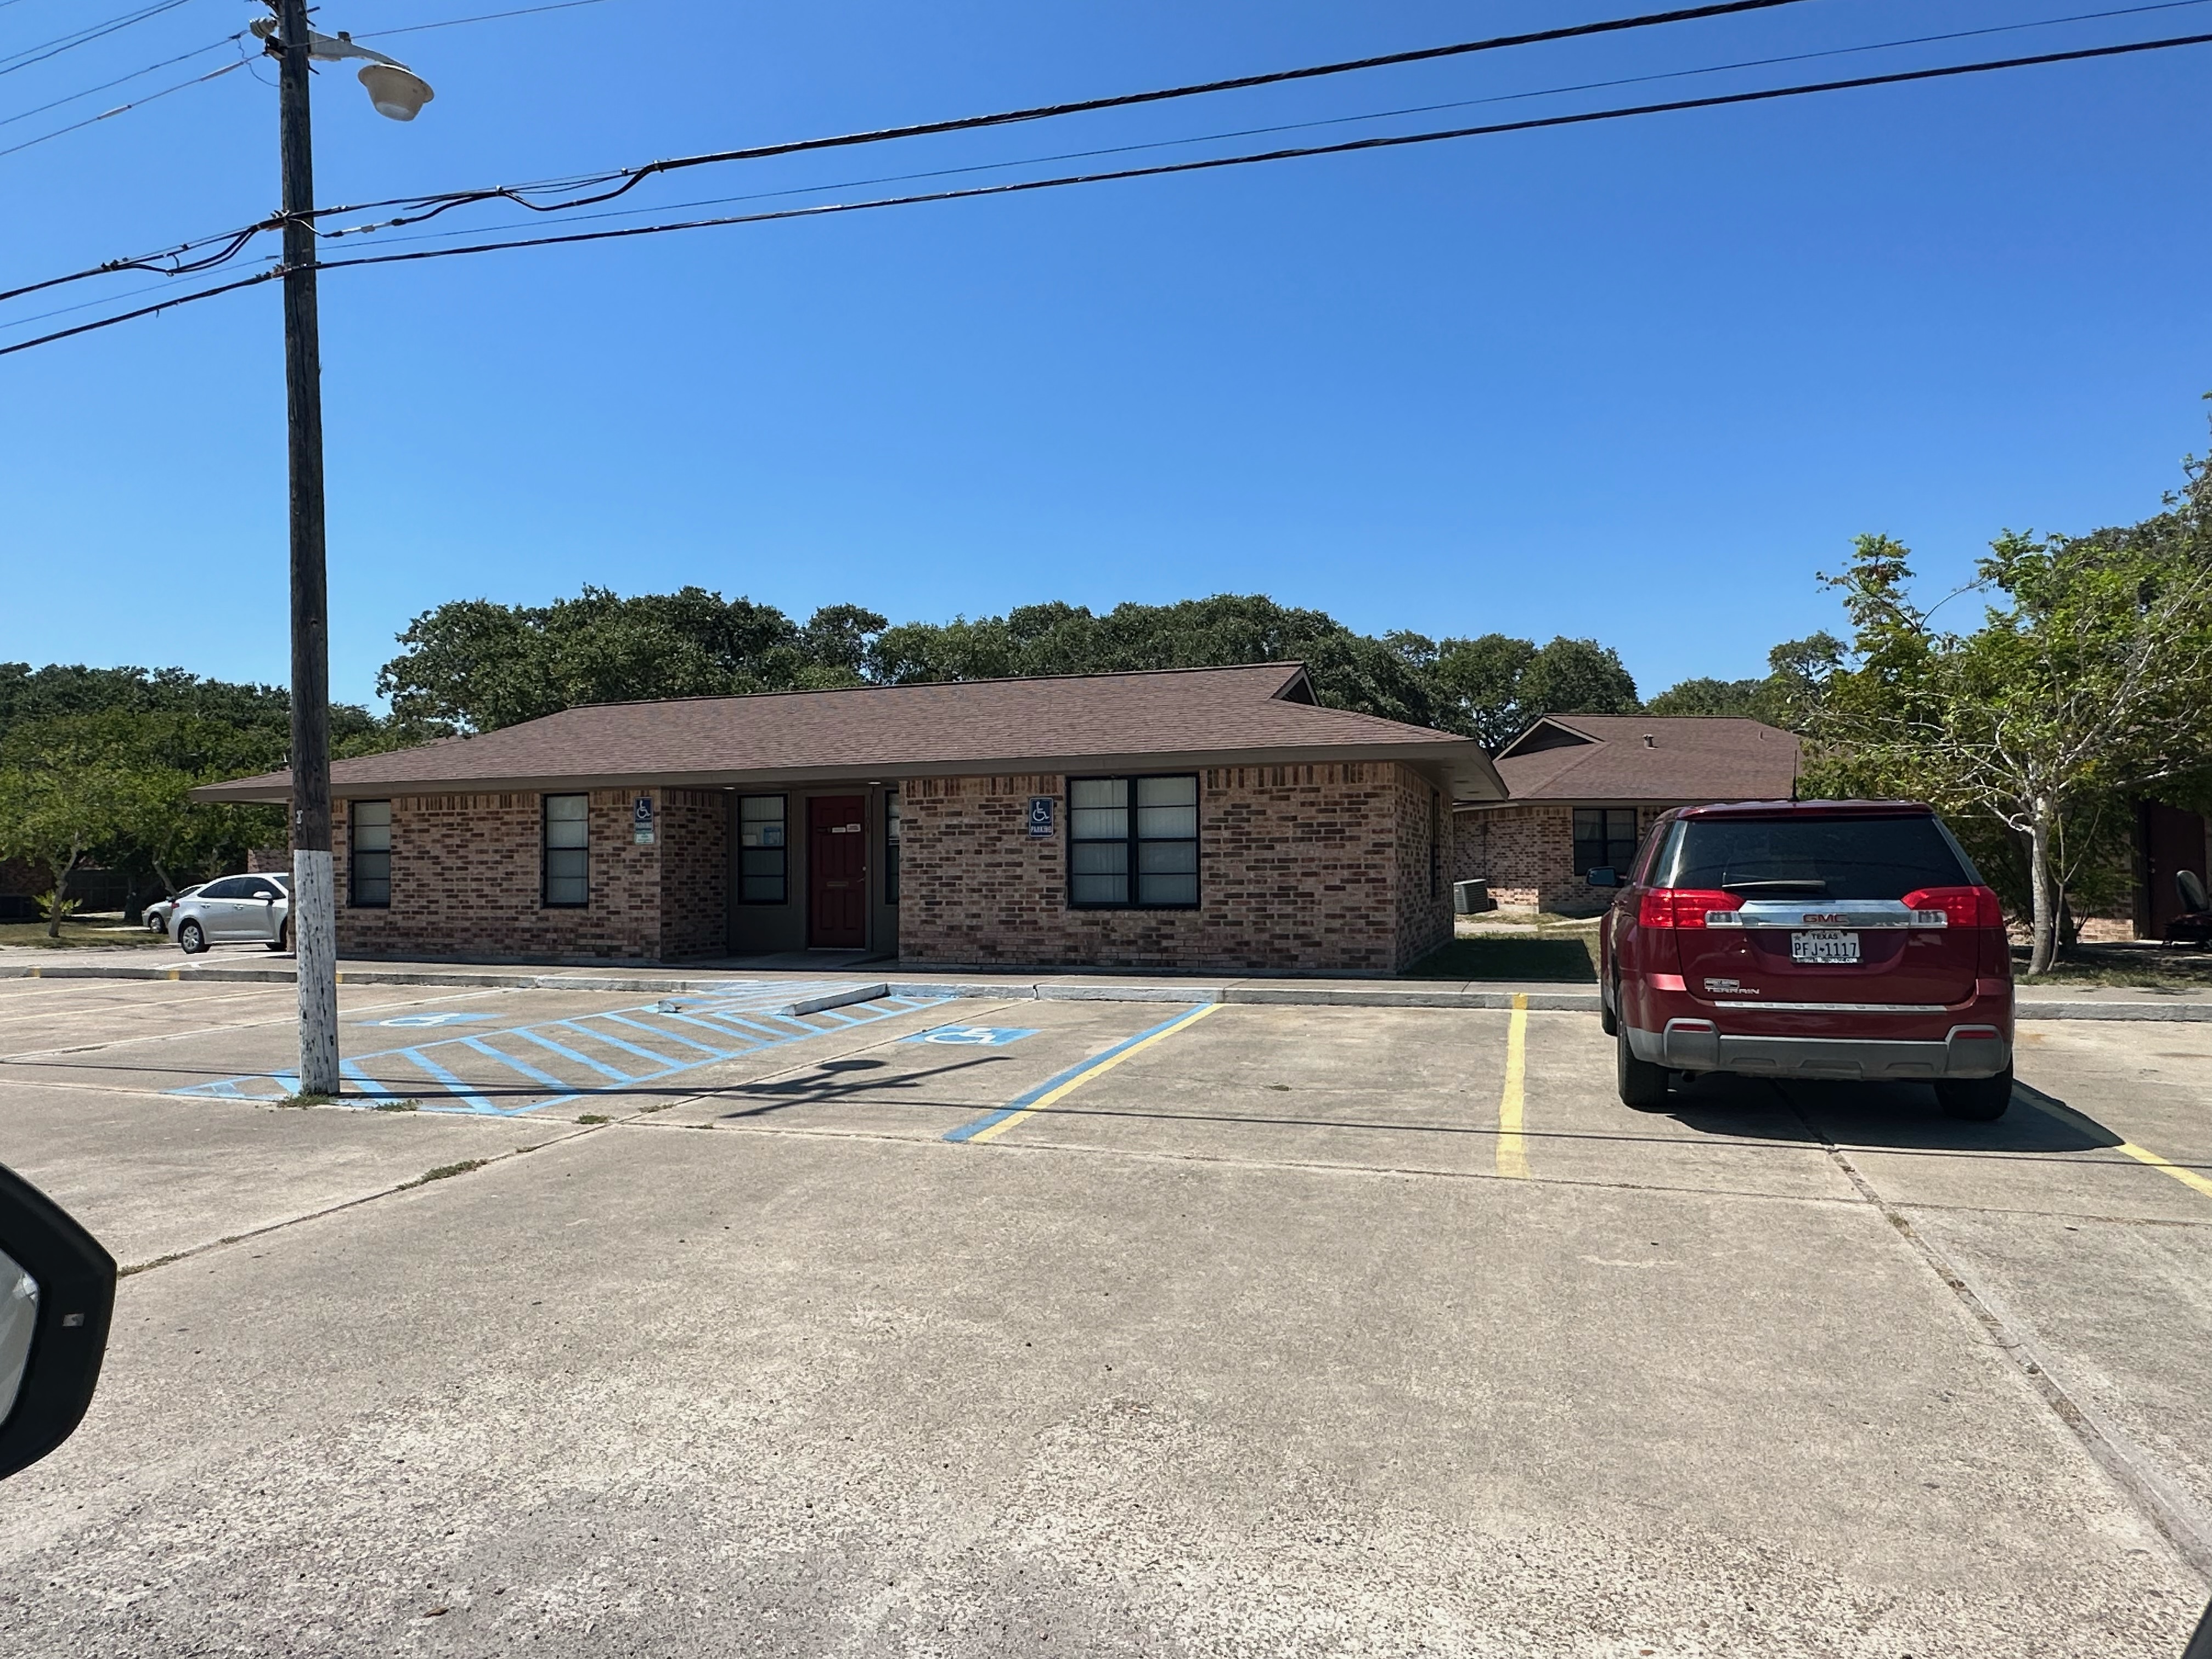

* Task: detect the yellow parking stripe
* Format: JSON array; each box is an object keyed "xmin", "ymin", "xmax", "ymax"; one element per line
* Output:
[
  {"xmin": 1497, "ymin": 993, "xmax": 1530, "ymax": 1179},
  {"xmin": 958, "ymin": 1002, "xmax": 1223, "ymax": 1146},
  {"xmin": 2113, "ymin": 1139, "xmax": 2212, "ymax": 1202}
]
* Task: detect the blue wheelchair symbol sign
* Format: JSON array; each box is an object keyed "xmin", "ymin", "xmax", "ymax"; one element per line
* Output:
[
  {"xmin": 1027, "ymin": 797, "xmax": 1055, "ymax": 837},
  {"xmin": 900, "ymin": 1025, "xmax": 1040, "ymax": 1047}
]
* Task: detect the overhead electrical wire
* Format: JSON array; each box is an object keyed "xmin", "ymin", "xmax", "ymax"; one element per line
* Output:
[
  {"xmin": 5, "ymin": 25, "xmax": 2209, "ymax": 362},
  {"xmin": 356, "ymin": 0, "xmax": 622, "ymax": 40},
  {"xmin": 0, "ymin": 0, "xmax": 1841, "ymax": 306},
  {"xmin": 300, "ymin": 0, "xmax": 1835, "ymax": 230},
  {"xmin": 0, "ymin": 0, "xmax": 201, "ymax": 80},
  {"xmin": 0, "ymin": 29, "xmax": 241, "ymax": 131},
  {"xmin": 0, "ymin": 0, "xmax": 621, "ymax": 163},
  {"xmin": 311, "ymin": 0, "xmax": 2212, "ymax": 255},
  {"xmin": 0, "ymin": 53, "xmax": 244, "ymax": 159}
]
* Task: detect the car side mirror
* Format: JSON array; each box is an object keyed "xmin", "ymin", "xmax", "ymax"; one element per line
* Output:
[
  {"xmin": 1587, "ymin": 866, "xmax": 1620, "ymax": 889},
  {"xmin": 0, "ymin": 1163, "xmax": 115, "ymax": 1482}
]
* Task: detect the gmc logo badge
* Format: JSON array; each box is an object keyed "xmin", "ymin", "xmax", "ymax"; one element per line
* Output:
[{"xmin": 1802, "ymin": 913, "xmax": 1848, "ymax": 925}]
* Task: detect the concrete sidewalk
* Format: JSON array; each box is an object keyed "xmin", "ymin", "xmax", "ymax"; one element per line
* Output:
[{"xmin": 2, "ymin": 950, "xmax": 2209, "ymax": 1019}]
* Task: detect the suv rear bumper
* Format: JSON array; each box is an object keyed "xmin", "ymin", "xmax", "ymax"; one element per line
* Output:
[{"xmin": 1627, "ymin": 1020, "xmax": 2010, "ymax": 1081}]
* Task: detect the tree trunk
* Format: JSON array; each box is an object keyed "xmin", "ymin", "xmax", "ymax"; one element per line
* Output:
[
  {"xmin": 44, "ymin": 842, "xmax": 80, "ymax": 940},
  {"xmin": 2027, "ymin": 800, "xmax": 2059, "ymax": 977}
]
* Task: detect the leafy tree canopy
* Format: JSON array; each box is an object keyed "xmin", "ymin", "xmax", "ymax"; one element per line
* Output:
[{"xmin": 381, "ymin": 590, "xmax": 1672, "ymax": 743}]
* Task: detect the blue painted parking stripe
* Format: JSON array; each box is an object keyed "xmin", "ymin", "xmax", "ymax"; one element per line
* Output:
[
  {"xmin": 166, "ymin": 979, "xmax": 953, "ymax": 1117},
  {"xmin": 595, "ymin": 1012, "xmax": 732, "ymax": 1058},
  {"xmin": 338, "ymin": 1060, "xmax": 392, "ymax": 1097},
  {"xmin": 551, "ymin": 1019, "xmax": 684, "ymax": 1070},
  {"xmin": 945, "ymin": 1006, "xmax": 1217, "ymax": 1144},
  {"xmin": 506, "ymin": 1024, "xmax": 636, "ymax": 1082},
  {"xmin": 459, "ymin": 1036, "xmax": 579, "ymax": 1103},
  {"xmin": 399, "ymin": 1047, "xmax": 499, "ymax": 1113},
  {"xmin": 653, "ymin": 1008, "xmax": 775, "ymax": 1047},
  {"xmin": 682, "ymin": 1012, "xmax": 787, "ymax": 1040}
]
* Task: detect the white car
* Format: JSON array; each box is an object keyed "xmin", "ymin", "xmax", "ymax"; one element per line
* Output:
[
  {"xmin": 143, "ymin": 884, "xmax": 206, "ymax": 936},
  {"xmin": 171, "ymin": 874, "xmax": 292, "ymax": 955}
]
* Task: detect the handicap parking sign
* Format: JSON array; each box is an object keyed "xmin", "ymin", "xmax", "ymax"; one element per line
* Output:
[
  {"xmin": 900, "ymin": 1025, "xmax": 1040, "ymax": 1047},
  {"xmin": 1028, "ymin": 797, "xmax": 1055, "ymax": 837}
]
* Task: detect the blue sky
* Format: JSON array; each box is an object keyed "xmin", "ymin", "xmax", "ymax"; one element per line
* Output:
[{"xmin": 4, "ymin": 0, "xmax": 2209, "ymax": 710}]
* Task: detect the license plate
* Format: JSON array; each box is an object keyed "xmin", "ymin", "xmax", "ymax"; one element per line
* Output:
[{"xmin": 1792, "ymin": 929, "xmax": 1860, "ymax": 964}]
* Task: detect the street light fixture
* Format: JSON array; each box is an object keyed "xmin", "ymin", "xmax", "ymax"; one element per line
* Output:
[
  {"xmin": 248, "ymin": 20, "xmax": 437, "ymax": 122},
  {"xmin": 256, "ymin": 1, "xmax": 432, "ymax": 1098}
]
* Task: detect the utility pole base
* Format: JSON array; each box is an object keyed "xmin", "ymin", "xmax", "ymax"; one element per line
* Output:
[{"xmin": 293, "ymin": 848, "xmax": 340, "ymax": 1096}]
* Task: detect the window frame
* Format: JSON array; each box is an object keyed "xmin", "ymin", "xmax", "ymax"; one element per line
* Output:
[
  {"xmin": 1065, "ymin": 774, "xmax": 1202, "ymax": 912},
  {"xmin": 884, "ymin": 789, "xmax": 901, "ymax": 906},
  {"xmin": 1572, "ymin": 806, "xmax": 1641, "ymax": 879},
  {"xmin": 348, "ymin": 799, "xmax": 392, "ymax": 910},
  {"xmin": 737, "ymin": 793, "xmax": 789, "ymax": 906},
  {"xmin": 542, "ymin": 793, "xmax": 590, "ymax": 910}
]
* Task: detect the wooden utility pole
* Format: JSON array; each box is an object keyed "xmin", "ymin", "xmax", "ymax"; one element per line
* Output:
[{"xmin": 275, "ymin": 0, "xmax": 340, "ymax": 1095}]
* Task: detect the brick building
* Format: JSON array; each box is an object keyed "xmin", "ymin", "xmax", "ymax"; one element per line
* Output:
[
  {"xmin": 1455, "ymin": 714, "xmax": 1801, "ymax": 914},
  {"xmin": 196, "ymin": 664, "xmax": 1503, "ymax": 973}
]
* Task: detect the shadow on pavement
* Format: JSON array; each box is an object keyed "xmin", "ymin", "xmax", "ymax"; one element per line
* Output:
[{"xmin": 1660, "ymin": 1071, "xmax": 2124, "ymax": 1157}]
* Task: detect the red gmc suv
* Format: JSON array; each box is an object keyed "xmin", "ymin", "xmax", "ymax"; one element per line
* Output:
[{"xmin": 1592, "ymin": 800, "xmax": 2015, "ymax": 1120}]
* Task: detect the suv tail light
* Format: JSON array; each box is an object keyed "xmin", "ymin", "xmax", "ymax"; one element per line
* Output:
[
  {"xmin": 1637, "ymin": 888, "xmax": 1744, "ymax": 929},
  {"xmin": 1900, "ymin": 885, "xmax": 2005, "ymax": 928}
]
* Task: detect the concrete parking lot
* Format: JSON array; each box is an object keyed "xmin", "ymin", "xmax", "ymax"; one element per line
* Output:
[{"xmin": 0, "ymin": 975, "xmax": 2207, "ymax": 1656}]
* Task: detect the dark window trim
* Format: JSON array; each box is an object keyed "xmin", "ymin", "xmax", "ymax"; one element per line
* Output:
[
  {"xmin": 1572, "ymin": 805, "xmax": 1641, "ymax": 879},
  {"xmin": 1065, "ymin": 774, "xmax": 1202, "ymax": 912},
  {"xmin": 542, "ymin": 793, "xmax": 590, "ymax": 910},
  {"xmin": 348, "ymin": 799, "xmax": 392, "ymax": 910},
  {"xmin": 737, "ymin": 792, "xmax": 790, "ymax": 906},
  {"xmin": 884, "ymin": 789, "xmax": 901, "ymax": 907}
]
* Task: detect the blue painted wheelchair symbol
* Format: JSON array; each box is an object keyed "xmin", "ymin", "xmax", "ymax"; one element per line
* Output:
[
  {"xmin": 900, "ymin": 1025, "xmax": 1040, "ymax": 1047},
  {"xmin": 366, "ymin": 1012, "xmax": 498, "ymax": 1028}
]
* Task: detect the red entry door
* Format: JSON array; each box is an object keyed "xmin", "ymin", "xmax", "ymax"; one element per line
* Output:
[{"xmin": 808, "ymin": 795, "xmax": 868, "ymax": 947}]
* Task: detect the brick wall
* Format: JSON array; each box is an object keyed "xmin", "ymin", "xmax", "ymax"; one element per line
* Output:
[
  {"xmin": 336, "ymin": 789, "xmax": 672, "ymax": 961},
  {"xmin": 656, "ymin": 789, "xmax": 728, "ymax": 958},
  {"xmin": 899, "ymin": 762, "xmax": 1442, "ymax": 973},
  {"xmin": 1457, "ymin": 802, "xmax": 1672, "ymax": 913},
  {"xmin": 1392, "ymin": 769, "xmax": 1453, "ymax": 966}
]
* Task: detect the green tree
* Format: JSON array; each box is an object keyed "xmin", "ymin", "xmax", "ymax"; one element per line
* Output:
[
  {"xmin": 866, "ymin": 594, "xmax": 1448, "ymax": 727},
  {"xmin": 377, "ymin": 588, "xmax": 887, "ymax": 732},
  {"xmin": 1646, "ymin": 633, "xmax": 1841, "ymax": 729},
  {"xmin": 1644, "ymin": 676, "xmax": 1764, "ymax": 718},
  {"xmin": 1809, "ymin": 489, "xmax": 2212, "ymax": 974},
  {"xmin": 1428, "ymin": 634, "xmax": 1639, "ymax": 748},
  {"xmin": 0, "ymin": 717, "xmax": 143, "ymax": 937}
]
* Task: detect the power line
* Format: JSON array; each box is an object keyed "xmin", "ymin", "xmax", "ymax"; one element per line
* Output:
[
  {"xmin": 6, "ymin": 26, "xmax": 2208, "ymax": 362},
  {"xmin": 0, "ymin": 0, "xmax": 1834, "ymax": 306},
  {"xmin": 316, "ymin": 0, "xmax": 2212, "ymax": 254},
  {"xmin": 0, "ymin": 0, "xmax": 201, "ymax": 80},
  {"xmin": 356, "ymin": 0, "xmax": 622, "ymax": 40},
  {"xmin": 0, "ymin": 29, "xmax": 240, "ymax": 131},
  {"xmin": 0, "ymin": 54, "xmax": 244, "ymax": 160},
  {"xmin": 309, "ymin": 0, "xmax": 1837, "ymax": 230}
]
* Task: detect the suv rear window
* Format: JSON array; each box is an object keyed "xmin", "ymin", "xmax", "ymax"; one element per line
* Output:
[{"xmin": 1649, "ymin": 814, "xmax": 1976, "ymax": 900}]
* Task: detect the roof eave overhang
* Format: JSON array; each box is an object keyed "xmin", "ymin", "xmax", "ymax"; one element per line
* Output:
[{"xmin": 193, "ymin": 742, "xmax": 1510, "ymax": 805}]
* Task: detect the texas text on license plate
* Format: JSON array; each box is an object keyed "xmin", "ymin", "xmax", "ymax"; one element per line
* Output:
[{"xmin": 1791, "ymin": 929, "xmax": 1860, "ymax": 964}]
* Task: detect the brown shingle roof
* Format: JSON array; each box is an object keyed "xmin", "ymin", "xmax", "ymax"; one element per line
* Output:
[
  {"xmin": 1481, "ymin": 714, "xmax": 1800, "ymax": 804},
  {"xmin": 195, "ymin": 663, "xmax": 1506, "ymax": 802}
]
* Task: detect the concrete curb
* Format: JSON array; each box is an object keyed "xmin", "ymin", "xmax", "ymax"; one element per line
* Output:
[
  {"xmin": 3, "ymin": 960, "xmax": 2206, "ymax": 1019},
  {"xmin": 2016, "ymin": 999, "xmax": 2212, "ymax": 1022}
]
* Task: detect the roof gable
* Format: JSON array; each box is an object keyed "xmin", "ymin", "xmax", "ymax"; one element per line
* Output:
[{"xmin": 1487, "ymin": 714, "xmax": 1800, "ymax": 805}]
